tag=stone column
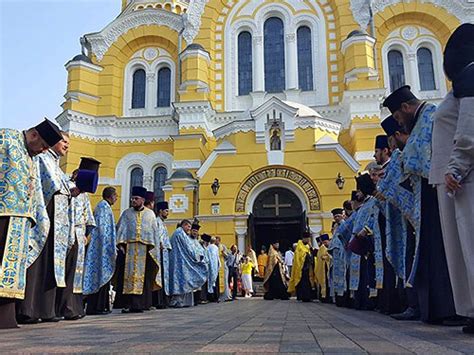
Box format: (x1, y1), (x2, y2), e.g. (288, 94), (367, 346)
(253, 35), (264, 92)
(236, 228), (247, 253)
(146, 72), (156, 116)
(407, 52), (419, 92)
(285, 33), (298, 90)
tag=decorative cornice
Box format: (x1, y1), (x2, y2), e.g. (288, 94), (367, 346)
(64, 60), (103, 72)
(213, 119), (254, 140)
(85, 9), (184, 62)
(173, 101), (215, 136)
(182, 0), (209, 44)
(172, 159), (202, 170)
(354, 151), (375, 162)
(64, 91), (100, 102)
(196, 140), (237, 179)
(295, 117), (341, 134)
(314, 136), (361, 172)
(56, 109), (178, 143)
(341, 33), (376, 54)
(351, 0), (473, 31)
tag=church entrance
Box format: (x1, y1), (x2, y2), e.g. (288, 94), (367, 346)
(249, 187), (306, 259)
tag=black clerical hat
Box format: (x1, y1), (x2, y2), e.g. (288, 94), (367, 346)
(302, 231), (312, 239)
(320, 234), (330, 242)
(356, 173), (375, 196)
(79, 157), (101, 173)
(156, 201), (169, 211)
(351, 190), (358, 201)
(382, 86), (417, 114)
(201, 234), (212, 243)
(331, 208), (343, 216)
(145, 191), (155, 201)
(131, 186), (147, 198)
(374, 135), (389, 150)
(75, 169), (98, 193)
(444, 23), (474, 81)
(191, 223), (201, 231)
(35, 118), (63, 147)
(381, 115), (402, 136)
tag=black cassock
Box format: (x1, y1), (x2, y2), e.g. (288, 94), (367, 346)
(296, 254), (313, 302)
(415, 179), (456, 322)
(17, 201), (57, 322)
(264, 266), (289, 300)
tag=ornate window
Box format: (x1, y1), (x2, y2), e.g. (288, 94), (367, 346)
(417, 47), (436, 91)
(297, 26), (313, 91)
(238, 31), (253, 96)
(129, 167), (144, 204)
(157, 67), (171, 107)
(153, 166), (167, 204)
(387, 50), (405, 92)
(131, 69), (146, 109)
(264, 17), (286, 93)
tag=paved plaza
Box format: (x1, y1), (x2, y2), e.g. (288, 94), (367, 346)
(1, 298), (474, 354)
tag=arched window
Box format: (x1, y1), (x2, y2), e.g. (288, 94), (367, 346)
(153, 167), (167, 204)
(157, 67), (171, 107)
(417, 47), (436, 91)
(297, 26), (313, 91)
(264, 17), (285, 93)
(238, 31), (253, 96)
(388, 50), (405, 92)
(129, 167), (144, 204)
(131, 69), (146, 109)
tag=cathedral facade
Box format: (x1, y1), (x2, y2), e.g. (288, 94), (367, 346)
(57, 0), (472, 249)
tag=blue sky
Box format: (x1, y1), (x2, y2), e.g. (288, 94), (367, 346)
(0, 0), (121, 129)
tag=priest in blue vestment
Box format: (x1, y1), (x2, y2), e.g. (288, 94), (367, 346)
(168, 220), (208, 308)
(383, 86), (457, 324)
(83, 186), (118, 315)
(114, 186), (160, 313)
(17, 130), (74, 324)
(1, 119), (63, 328)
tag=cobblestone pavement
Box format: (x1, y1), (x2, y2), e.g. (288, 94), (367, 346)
(1, 298), (474, 354)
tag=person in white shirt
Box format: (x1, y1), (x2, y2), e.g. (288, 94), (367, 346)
(284, 244), (296, 277)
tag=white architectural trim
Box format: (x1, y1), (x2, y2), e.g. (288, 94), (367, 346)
(56, 110), (178, 143)
(174, 101), (215, 136)
(113, 151), (174, 212)
(245, 179), (309, 214)
(85, 9), (184, 62)
(354, 151), (375, 162)
(224, 0), (329, 111)
(381, 27), (447, 100)
(123, 48), (176, 118)
(315, 136), (361, 172)
(172, 159), (202, 170)
(179, 48), (211, 64)
(182, 0), (210, 44)
(64, 60), (103, 73)
(196, 140), (237, 179)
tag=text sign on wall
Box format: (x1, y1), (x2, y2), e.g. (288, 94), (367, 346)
(235, 167), (321, 212)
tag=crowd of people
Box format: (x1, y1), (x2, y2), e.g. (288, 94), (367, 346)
(252, 23), (474, 336)
(0, 23), (473, 336)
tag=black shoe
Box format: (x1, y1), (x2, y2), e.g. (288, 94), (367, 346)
(390, 307), (420, 321)
(129, 309), (144, 313)
(42, 316), (63, 323)
(17, 317), (40, 325)
(64, 315), (82, 321)
(461, 318), (474, 334)
(443, 316), (468, 327)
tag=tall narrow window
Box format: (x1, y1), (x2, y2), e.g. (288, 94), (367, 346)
(153, 167), (167, 204)
(129, 167), (144, 204)
(264, 17), (285, 93)
(238, 31), (253, 95)
(297, 26), (313, 91)
(417, 47), (436, 91)
(388, 50), (405, 92)
(131, 69), (146, 109)
(157, 67), (171, 107)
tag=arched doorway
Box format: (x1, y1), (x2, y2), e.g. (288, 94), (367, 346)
(249, 187), (306, 259)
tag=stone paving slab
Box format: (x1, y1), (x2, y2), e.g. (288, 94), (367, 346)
(1, 298), (474, 353)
